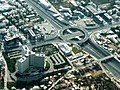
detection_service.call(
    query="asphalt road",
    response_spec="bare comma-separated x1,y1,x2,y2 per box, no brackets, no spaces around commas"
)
89,21,120,33
2,0,120,89
26,0,66,29
9,0,112,61
80,39,110,59
102,58,120,80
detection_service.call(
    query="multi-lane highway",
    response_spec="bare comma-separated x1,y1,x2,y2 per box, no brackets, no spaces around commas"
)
26,0,111,60
1,0,120,89
89,21,120,33
23,1,120,89
60,27,89,44
102,57,120,80
80,39,110,59
26,0,67,29
26,0,90,46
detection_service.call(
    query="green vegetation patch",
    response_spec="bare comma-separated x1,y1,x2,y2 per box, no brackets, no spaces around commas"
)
44,61,50,71
32,44,58,56
72,46,83,54
49,0,73,10
2,51,21,73
0,79,4,89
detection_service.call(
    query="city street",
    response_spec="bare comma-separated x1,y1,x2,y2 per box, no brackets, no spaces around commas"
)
0,0,120,89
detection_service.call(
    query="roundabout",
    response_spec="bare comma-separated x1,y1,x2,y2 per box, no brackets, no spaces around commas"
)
60,26,89,44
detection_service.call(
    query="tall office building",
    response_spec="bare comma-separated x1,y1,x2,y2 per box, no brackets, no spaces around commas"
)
29,51,35,66
34,53,45,68
17,56,29,73
29,52,45,68
17,51,45,74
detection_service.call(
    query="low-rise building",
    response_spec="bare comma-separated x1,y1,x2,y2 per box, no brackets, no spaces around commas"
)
28,30,36,44
3,33,20,50
102,13,112,23
86,5,105,16
21,45,29,55
0,28,6,41
58,43,72,56
93,15,104,24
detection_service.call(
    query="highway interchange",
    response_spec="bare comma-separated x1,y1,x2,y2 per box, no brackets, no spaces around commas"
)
26,0,111,60
24,0,120,88
2,0,120,89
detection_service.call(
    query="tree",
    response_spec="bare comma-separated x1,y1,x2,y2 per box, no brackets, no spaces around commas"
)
44,61,50,71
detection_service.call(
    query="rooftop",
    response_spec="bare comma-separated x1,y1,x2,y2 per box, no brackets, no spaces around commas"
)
18,56,27,63
86,5,105,15
4,33,19,41
58,43,72,54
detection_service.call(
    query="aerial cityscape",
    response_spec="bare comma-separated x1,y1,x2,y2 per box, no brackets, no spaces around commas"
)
0,0,120,90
